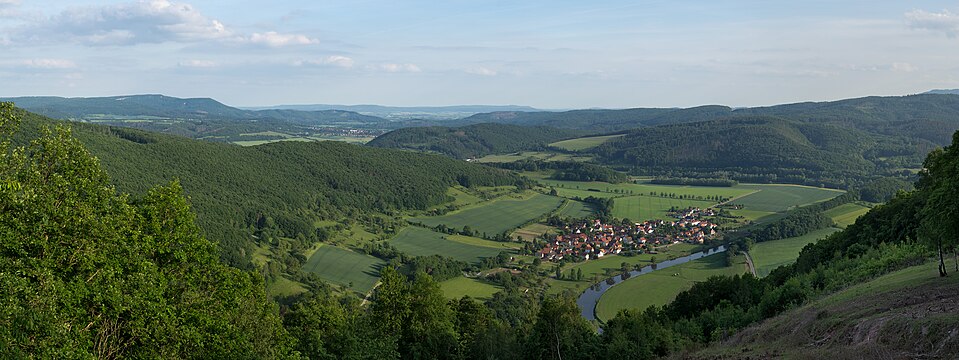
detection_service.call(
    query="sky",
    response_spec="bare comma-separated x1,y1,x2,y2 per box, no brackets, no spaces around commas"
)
1,0,959,109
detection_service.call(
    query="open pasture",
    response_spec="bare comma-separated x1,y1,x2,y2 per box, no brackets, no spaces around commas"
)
732,184,844,212
391,227,512,263
303,245,385,293
512,223,558,241
823,203,871,228
595,253,747,322
611,195,715,221
440,276,503,301
530,174,756,199
556,199,595,218
750,227,841,277
549,134,625,151
409,193,563,235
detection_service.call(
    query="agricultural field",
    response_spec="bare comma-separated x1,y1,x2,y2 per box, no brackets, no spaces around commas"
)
732,184,844,212
512,223,558,241
473,151,593,163
267,276,308,298
749,227,842,277
595,253,748,322
530,174,757,200
302,245,385,293
556,199,595,218
409,193,563,235
549,134,625,151
439,276,503,301
611,196,715,221
391,227,512,263
823,203,872,228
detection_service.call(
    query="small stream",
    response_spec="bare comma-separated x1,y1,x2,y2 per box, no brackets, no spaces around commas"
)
577,245,727,322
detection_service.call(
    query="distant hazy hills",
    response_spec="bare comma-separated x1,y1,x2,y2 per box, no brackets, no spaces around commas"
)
0,94,386,124
242,104,542,120
372,94,959,186
924,89,959,95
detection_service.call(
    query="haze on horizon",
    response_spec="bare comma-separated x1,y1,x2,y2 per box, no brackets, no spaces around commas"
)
1,0,958,109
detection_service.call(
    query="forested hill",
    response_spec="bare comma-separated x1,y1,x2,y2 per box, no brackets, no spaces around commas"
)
591,116,929,187
457,105,733,132
457,94,959,142
1,94,386,124
12,108,523,268
367,123,583,158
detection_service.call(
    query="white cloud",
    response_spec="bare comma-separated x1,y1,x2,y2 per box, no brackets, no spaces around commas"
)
466,67,497,76
375,63,421,73
906,8,959,37
0,0,19,18
295,55,354,68
248,31,317,47
14,0,315,48
35,0,233,45
178,59,216,68
891,62,917,72
21,58,76,69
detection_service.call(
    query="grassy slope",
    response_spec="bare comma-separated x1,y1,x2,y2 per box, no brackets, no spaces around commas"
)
390,227,511,264
823,202,872,228
595,254,748,322
549,134,626,151
749,227,842,277
611,196,715,221
690,262,959,359
409,193,563,235
439,277,503,301
732,184,845,212
302,245,385,293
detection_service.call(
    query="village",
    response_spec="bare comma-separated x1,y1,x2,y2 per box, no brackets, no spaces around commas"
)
537,207,720,262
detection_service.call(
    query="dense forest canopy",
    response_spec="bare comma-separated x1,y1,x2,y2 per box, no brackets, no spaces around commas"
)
367,123,582,158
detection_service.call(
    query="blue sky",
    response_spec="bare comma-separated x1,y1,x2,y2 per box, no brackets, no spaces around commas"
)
2,0,958,108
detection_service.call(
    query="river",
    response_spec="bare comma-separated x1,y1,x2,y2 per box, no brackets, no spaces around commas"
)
577,245,727,322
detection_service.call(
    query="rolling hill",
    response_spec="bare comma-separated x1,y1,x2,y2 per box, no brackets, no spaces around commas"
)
456,94,959,145
590,116,911,181
1,94,386,124
11,108,523,269
367,122,583,158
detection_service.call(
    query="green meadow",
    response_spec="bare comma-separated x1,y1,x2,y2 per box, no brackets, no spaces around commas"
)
302,245,385,293
440,276,503,301
391,227,513,263
750,227,842,277
823,203,871,228
595,253,748,322
732,184,844,212
409,193,563,235
549,134,626,151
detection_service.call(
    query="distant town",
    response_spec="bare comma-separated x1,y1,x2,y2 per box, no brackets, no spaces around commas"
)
538,208,719,261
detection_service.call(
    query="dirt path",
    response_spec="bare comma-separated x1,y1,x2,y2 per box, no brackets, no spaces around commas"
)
743,251,758,277
360,280,381,307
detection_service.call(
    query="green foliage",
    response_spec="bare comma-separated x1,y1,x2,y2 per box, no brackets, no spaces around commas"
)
593,116,882,185
858,177,914,203
917,131,959,276
12,109,522,271
527,296,597,360
368,123,581,158
0,114,291,358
